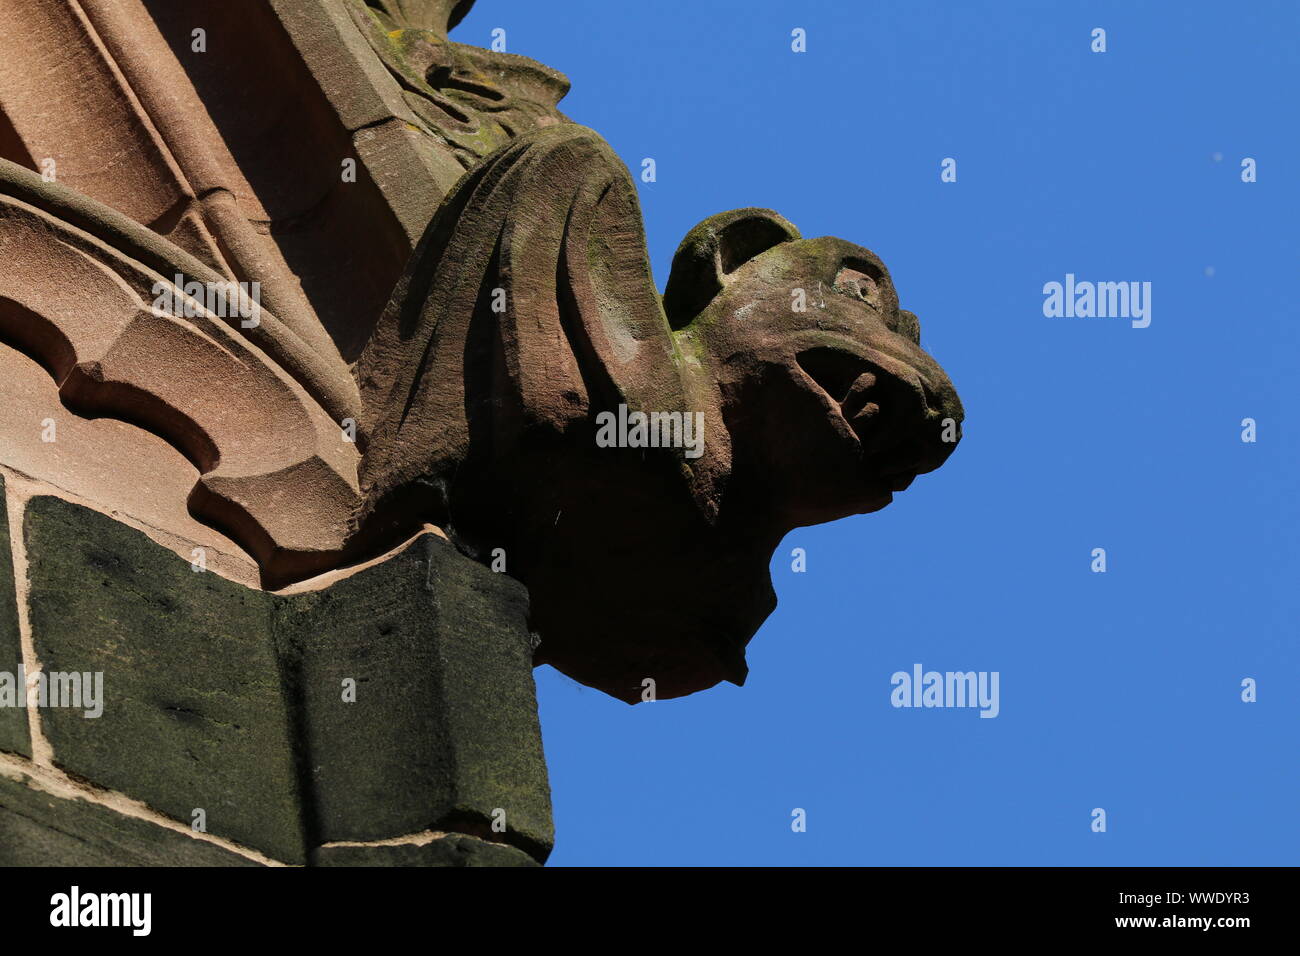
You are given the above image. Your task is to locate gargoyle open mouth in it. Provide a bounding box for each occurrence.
[795,346,934,491]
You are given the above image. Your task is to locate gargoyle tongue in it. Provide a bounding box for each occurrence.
[841,370,883,436]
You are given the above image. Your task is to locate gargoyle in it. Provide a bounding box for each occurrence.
[353,123,964,700]
[0,0,962,702]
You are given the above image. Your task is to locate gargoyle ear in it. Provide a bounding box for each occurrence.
[663,208,800,329]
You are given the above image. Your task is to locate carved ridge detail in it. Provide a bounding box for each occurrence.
[0,172,361,585]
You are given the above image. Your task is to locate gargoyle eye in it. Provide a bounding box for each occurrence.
[833,263,888,311]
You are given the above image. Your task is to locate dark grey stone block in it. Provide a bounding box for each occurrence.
[24,496,306,863]
[275,534,553,861]
[20,494,552,865]
[0,473,28,757]
[0,772,261,866]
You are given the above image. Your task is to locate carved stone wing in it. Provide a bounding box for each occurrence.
[357,124,684,515]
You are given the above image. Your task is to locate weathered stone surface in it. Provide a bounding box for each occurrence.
[276,532,552,861]
[312,834,539,868]
[24,495,307,864]
[21,493,550,865]
[0,772,260,867]
[351,118,465,245]
[348,0,570,173]
[0,345,260,587]
[0,473,27,757]
[0,159,363,585]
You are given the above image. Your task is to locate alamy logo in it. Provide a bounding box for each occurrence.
[595,403,704,459]
[50,886,151,936]
[0,666,103,718]
[151,274,260,326]
[1042,273,1151,328]
[890,664,1000,718]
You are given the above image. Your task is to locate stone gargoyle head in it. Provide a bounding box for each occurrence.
[354,123,963,702]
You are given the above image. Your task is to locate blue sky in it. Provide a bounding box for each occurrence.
[455,0,1299,865]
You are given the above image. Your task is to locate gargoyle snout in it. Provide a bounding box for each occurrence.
[870,339,963,486]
